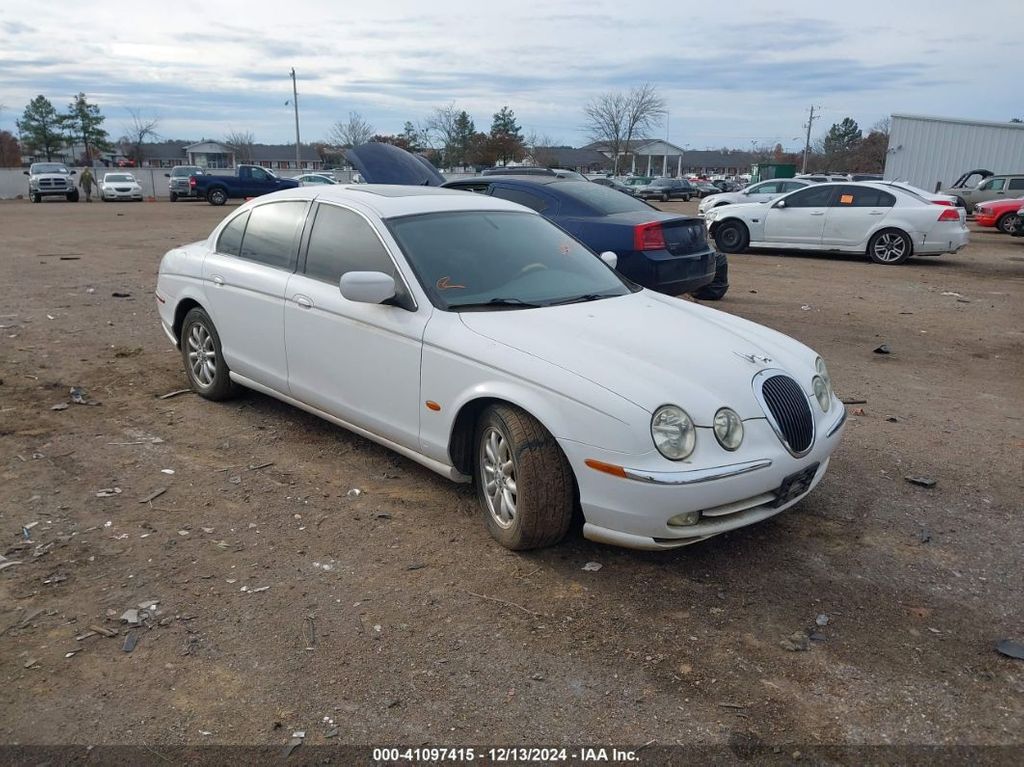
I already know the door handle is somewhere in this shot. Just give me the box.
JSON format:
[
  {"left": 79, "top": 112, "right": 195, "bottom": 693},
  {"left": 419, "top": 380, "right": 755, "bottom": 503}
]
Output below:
[
  {"left": 211, "top": 275, "right": 224, "bottom": 285},
  {"left": 810, "top": 211, "right": 825, "bottom": 216},
  {"left": 293, "top": 295, "right": 313, "bottom": 309}
]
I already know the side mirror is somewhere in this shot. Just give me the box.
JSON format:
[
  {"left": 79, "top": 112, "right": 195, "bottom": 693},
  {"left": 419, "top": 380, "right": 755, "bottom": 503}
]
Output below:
[
  {"left": 164, "top": 173, "right": 170, "bottom": 177},
  {"left": 23, "top": 171, "right": 29, "bottom": 175},
  {"left": 339, "top": 271, "right": 396, "bottom": 304},
  {"left": 599, "top": 251, "right": 618, "bottom": 269},
  {"left": 774, "top": 199, "right": 786, "bottom": 209},
  {"left": 70, "top": 170, "right": 77, "bottom": 175}
]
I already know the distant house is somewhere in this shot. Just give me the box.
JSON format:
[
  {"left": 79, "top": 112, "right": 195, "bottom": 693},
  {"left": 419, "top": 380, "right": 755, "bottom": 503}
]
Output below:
[
  {"left": 132, "top": 140, "right": 323, "bottom": 170},
  {"left": 527, "top": 146, "right": 612, "bottom": 173},
  {"left": 583, "top": 139, "right": 753, "bottom": 177}
]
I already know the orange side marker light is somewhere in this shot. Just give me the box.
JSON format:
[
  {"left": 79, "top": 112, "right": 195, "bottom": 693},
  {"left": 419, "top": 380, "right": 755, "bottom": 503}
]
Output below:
[{"left": 584, "top": 459, "right": 627, "bottom": 478}]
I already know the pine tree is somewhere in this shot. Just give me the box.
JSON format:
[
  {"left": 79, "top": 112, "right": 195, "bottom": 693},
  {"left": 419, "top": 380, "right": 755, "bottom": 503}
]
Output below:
[
  {"left": 489, "top": 106, "right": 525, "bottom": 166},
  {"left": 16, "top": 95, "right": 63, "bottom": 161},
  {"left": 61, "top": 93, "right": 110, "bottom": 162}
]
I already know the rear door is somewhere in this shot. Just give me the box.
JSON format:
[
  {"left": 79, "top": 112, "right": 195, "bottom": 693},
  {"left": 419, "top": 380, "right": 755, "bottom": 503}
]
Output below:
[
  {"left": 746, "top": 181, "right": 782, "bottom": 203},
  {"left": 763, "top": 184, "right": 835, "bottom": 245},
  {"left": 823, "top": 185, "right": 896, "bottom": 248},
  {"left": 201, "top": 200, "right": 308, "bottom": 392}
]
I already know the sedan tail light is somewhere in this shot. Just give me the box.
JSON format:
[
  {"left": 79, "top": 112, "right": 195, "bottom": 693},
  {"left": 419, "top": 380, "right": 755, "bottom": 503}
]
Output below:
[
  {"left": 634, "top": 222, "right": 667, "bottom": 250},
  {"left": 937, "top": 208, "right": 960, "bottom": 222},
  {"left": 189, "top": 176, "right": 197, "bottom": 187},
  {"left": 931, "top": 200, "right": 953, "bottom": 206}
]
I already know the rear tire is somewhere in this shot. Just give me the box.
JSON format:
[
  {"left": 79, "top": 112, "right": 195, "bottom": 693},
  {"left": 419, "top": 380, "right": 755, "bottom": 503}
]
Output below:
[
  {"left": 179, "top": 307, "right": 239, "bottom": 401},
  {"left": 661, "top": 192, "right": 669, "bottom": 202},
  {"left": 207, "top": 187, "right": 228, "bottom": 206},
  {"left": 996, "top": 212, "right": 1021, "bottom": 234},
  {"left": 474, "top": 404, "right": 575, "bottom": 550},
  {"left": 169, "top": 192, "right": 178, "bottom": 202},
  {"left": 68, "top": 190, "right": 79, "bottom": 202},
  {"left": 692, "top": 252, "right": 729, "bottom": 301},
  {"left": 868, "top": 229, "right": 913, "bottom": 265},
  {"left": 713, "top": 220, "right": 750, "bottom": 254}
]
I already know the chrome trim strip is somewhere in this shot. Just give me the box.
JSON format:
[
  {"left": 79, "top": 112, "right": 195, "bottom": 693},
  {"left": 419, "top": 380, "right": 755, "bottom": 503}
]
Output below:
[
  {"left": 229, "top": 373, "right": 471, "bottom": 484},
  {"left": 622, "top": 458, "right": 772, "bottom": 486},
  {"left": 826, "top": 406, "right": 848, "bottom": 438}
]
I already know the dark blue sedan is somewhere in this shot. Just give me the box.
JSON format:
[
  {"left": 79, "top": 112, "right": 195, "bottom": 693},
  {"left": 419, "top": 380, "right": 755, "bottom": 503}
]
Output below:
[
  {"left": 443, "top": 176, "right": 717, "bottom": 296},
  {"left": 344, "top": 143, "right": 721, "bottom": 297}
]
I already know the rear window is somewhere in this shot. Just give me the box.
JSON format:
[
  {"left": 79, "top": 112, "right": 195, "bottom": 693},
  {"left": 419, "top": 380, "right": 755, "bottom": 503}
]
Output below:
[
  {"left": 237, "top": 201, "right": 306, "bottom": 270},
  {"left": 490, "top": 186, "right": 552, "bottom": 213},
  {"left": 171, "top": 167, "right": 203, "bottom": 176},
  {"left": 216, "top": 211, "right": 250, "bottom": 256},
  {"left": 554, "top": 181, "right": 654, "bottom": 214},
  {"left": 833, "top": 186, "right": 896, "bottom": 207}
]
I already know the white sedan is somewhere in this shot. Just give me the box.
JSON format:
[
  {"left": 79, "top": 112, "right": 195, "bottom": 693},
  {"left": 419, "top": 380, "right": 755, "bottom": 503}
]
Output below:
[
  {"left": 704, "top": 182, "right": 969, "bottom": 264},
  {"left": 155, "top": 186, "right": 846, "bottom": 550},
  {"left": 100, "top": 173, "right": 144, "bottom": 201},
  {"left": 697, "top": 178, "right": 811, "bottom": 217}
]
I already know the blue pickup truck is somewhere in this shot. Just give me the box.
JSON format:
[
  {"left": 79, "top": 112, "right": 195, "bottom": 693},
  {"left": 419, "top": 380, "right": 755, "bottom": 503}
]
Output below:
[{"left": 191, "top": 165, "right": 300, "bottom": 205}]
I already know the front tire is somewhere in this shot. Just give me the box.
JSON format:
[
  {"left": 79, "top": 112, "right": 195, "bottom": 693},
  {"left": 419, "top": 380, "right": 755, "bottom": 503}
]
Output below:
[
  {"left": 661, "top": 192, "right": 669, "bottom": 202},
  {"left": 207, "top": 188, "right": 228, "bottom": 206},
  {"left": 474, "top": 404, "right": 575, "bottom": 550},
  {"left": 868, "top": 229, "right": 912, "bottom": 264},
  {"left": 31, "top": 193, "right": 40, "bottom": 203},
  {"left": 68, "top": 190, "right": 79, "bottom": 202},
  {"left": 713, "top": 220, "right": 750, "bottom": 253},
  {"left": 169, "top": 192, "right": 178, "bottom": 202},
  {"left": 997, "top": 212, "right": 1021, "bottom": 234},
  {"left": 180, "top": 307, "right": 239, "bottom": 401}
]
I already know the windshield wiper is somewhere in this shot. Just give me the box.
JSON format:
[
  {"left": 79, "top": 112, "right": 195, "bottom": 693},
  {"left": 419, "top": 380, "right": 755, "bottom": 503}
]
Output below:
[
  {"left": 448, "top": 297, "right": 543, "bottom": 311},
  {"left": 547, "top": 293, "right": 615, "bottom": 306}
]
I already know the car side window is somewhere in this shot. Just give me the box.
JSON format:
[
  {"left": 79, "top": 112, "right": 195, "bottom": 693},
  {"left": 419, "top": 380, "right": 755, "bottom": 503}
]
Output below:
[
  {"left": 832, "top": 186, "right": 896, "bottom": 207},
  {"left": 752, "top": 182, "right": 779, "bottom": 194},
  {"left": 237, "top": 201, "right": 306, "bottom": 270},
  {"left": 1007, "top": 178, "right": 1024, "bottom": 191},
  {"left": 304, "top": 203, "right": 394, "bottom": 285},
  {"left": 781, "top": 181, "right": 804, "bottom": 192},
  {"left": 216, "top": 211, "right": 250, "bottom": 256},
  {"left": 249, "top": 168, "right": 269, "bottom": 182},
  {"left": 489, "top": 186, "right": 551, "bottom": 213},
  {"left": 784, "top": 185, "right": 835, "bottom": 207},
  {"left": 981, "top": 178, "right": 1005, "bottom": 191}
]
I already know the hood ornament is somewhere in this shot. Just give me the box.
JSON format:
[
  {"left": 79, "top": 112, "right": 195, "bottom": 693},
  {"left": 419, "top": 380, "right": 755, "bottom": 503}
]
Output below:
[{"left": 735, "top": 351, "right": 772, "bottom": 365}]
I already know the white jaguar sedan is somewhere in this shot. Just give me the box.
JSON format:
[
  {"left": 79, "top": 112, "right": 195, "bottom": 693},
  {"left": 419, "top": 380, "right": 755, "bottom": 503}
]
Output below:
[{"left": 155, "top": 185, "right": 846, "bottom": 550}]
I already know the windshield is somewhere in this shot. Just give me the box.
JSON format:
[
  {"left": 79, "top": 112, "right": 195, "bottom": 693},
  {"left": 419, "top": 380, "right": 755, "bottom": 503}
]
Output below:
[
  {"left": 32, "top": 164, "right": 70, "bottom": 174},
  {"left": 105, "top": 174, "right": 134, "bottom": 182},
  {"left": 555, "top": 181, "right": 655, "bottom": 214},
  {"left": 387, "top": 211, "right": 633, "bottom": 310},
  {"left": 172, "top": 167, "right": 203, "bottom": 176}
]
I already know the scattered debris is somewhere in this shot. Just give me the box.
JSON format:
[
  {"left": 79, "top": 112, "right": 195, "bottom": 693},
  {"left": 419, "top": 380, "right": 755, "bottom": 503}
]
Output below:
[
  {"left": 841, "top": 398, "right": 867, "bottom": 405},
  {"left": 873, "top": 344, "right": 891, "bottom": 355},
  {"left": 89, "top": 624, "right": 117, "bottom": 638},
  {"left": 325, "top": 728, "right": 339, "bottom": 739},
  {"left": 161, "top": 469, "right": 175, "bottom": 475},
  {"left": 121, "top": 609, "right": 141, "bottom": 626},
  {"left": 956, "top": 298, "right": 971, "bottom": 304},
  {"left": 851, "top": 407, "right": 866, "bottom": 416},
  {"left": 815, "top": 614, "right": 829, "bottom": 627},
  {"left": 406, "top": 563, "right": 426, "bottom": 571},
  {"left": 65, "top": 649, "right": 80, "bottom": 658},
  {"left": 373, "top": 512, "right": 392, "bottom": 520},
  {"left": 905, "top": 476, "right": 937, "bottom": 488},
  {"left": 780, "top": 631, "right": 810, "bottom": 652},
  {"left": 69, "top": 386, "right": 100, "bottom": 405},
  {"left": 919, "top": 527, "right": 932, "bottom": 544},
  {"left": 249, "top": 461, "right": 275, "bottom": 470},
  {"left": 177, "top": 530, "right": 190, "bottom": 536},
  {"left": 303, "top": 616, "right": 317, "bottom": 650},
  {"left": 282, "top": 736, "right": 304, "bottom": 758},
  {"left": 96, "top": 487, "right": 122, "bottom": 498},
  {"left": 23, "top": 658, "right": 39, "bottom": 669},
  {"left": 462, "top": 589, "right": 542, "bottom": 617},
  {"left": 138, "top": 487, "right": 167, "bottom": 504},
  {"left": 0, "top": 556, "right": 23, "bottom": 572},
  {"left": 346, "top": 488, "right": 362, "bottom": 498},
  {"left": 940, "top": 291, "right": 962, "bottom": 297},
  {"left": 718, "top": 702, "right": 747, "bottom": 709},
  {"left": 886, "top": 416, "right": 899, "bottom": 423},
  {"left": 582, "top": 561, "right": 603, "bottom": 572},
  {"left": 531, "top": 672, "right": 545, "bottom": 681},
  {"left": 158, "top": 388, "right": 192, "bottom": 400},
  {"left": 996, "top": 640, "right": 1024, "bottom": 661},
  {"left": 50, "top": 403, "right": 69, "bottom": 411},
  {"left": 111, "top": 292, "right": 132, "bottom": 298},
  {"left": 800, "top": 305, "right": 812, "bottom": 311},
  {"left": 122, "top": 632, "right": 139, "bottom": 653}
]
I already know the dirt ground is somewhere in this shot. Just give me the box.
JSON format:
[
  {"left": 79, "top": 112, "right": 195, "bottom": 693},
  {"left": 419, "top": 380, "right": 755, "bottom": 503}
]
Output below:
[{"left": 1, "top": 197, "right": 1022, "bottom": 750}]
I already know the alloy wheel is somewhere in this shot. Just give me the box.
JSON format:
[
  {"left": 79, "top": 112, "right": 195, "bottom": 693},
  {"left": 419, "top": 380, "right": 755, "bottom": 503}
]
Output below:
[
  {"left": 187, "top": 322, "right": 217, "bottom": 387},
  {"left": 480, "top": 426, "right": 517, "bottom": 529},
  {"left": 872, "top": 233, "right": 907, "bottom": 263}
]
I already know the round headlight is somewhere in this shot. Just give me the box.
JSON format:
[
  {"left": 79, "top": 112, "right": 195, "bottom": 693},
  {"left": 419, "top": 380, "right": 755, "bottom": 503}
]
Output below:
[
  {"left": 815, "top": 356, "right": 831, "bottom": 392},
  {"left": 651, "top": 405, "right": 696, "bottom": 461},
  {"left": 812, "top": 375, "right": 831, "bottom": 412},
  {"left": 713, "top": 408, "right": 744, "bottom": 451}
]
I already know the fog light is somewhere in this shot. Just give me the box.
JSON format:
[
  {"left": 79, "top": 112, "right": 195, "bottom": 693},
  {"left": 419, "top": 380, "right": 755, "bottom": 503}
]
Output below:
[{"left": 668, "top": 510, "right": 702, "bottom": 527}]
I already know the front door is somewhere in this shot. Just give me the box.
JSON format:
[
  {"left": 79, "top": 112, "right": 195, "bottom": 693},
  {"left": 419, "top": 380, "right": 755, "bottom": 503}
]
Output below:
[
  {"left": 284, "top": 202, "right": 428, "bottom": 449},
  {"left": 201, "top": 200, "right": 307, "bottom": 392},
  {"left": 822, "top": 185, "right": 896, "bottom": 248},
  {"left": 763, "top": 184, "right": 835, "bottom": 245}
]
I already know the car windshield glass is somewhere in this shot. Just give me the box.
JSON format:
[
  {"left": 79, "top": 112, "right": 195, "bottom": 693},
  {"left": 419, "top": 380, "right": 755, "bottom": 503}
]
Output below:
[
  {"left": 33, "top": 164, "right": 69, "bottom": 174},
  {"left": 387, "top": 211, "right": 633, "bottom": 310},
  {"left": 106, "top": 174, "right": 133, "bottom": 182},
  {"left": 172, "top": 167, "right": 202, "bottom": 176},
  {"left": 554, "top": 181, "right": 654, "bottom": 213}
]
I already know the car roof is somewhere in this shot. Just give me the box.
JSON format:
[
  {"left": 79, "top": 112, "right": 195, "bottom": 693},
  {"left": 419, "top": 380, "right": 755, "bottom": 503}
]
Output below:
[
  {"left": 446, "top": 175, "right": 565, "bottom": 187},
  {"left": 249, "top": 184, "right": 530, "bottom": 218}
]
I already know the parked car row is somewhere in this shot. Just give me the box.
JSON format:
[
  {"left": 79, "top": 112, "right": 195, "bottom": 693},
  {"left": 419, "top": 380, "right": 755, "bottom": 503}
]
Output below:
[{"left": 973, "top": 197, "right": 1024, "bottom": 233}]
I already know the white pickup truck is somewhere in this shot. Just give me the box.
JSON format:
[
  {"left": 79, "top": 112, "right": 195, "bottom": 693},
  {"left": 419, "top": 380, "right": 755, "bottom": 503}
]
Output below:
[{"left": 24, "top": 163, "right": 79, "bottom": 203}]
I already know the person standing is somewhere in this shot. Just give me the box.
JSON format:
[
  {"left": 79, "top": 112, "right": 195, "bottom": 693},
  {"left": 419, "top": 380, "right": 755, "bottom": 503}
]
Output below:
[{"left": 78, "top": 166, "right": 97, "bottom": 202}]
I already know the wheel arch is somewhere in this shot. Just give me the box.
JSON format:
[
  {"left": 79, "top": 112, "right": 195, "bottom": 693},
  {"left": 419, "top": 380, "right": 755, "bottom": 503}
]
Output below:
[
  {"left": 172, "top": 297, "right": 205, "bottom": 342},
  {"left": 866, "top": 226, "right": 914, "bottom": 257}
]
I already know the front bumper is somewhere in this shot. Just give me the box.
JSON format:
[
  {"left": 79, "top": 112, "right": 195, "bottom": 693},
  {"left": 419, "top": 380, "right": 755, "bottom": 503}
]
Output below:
[
  {"left": 562, "top": 406, "right": 847, "bottom": 550},
  {"left": 103, "top": 190, "right": 144, "bottom": 200}
]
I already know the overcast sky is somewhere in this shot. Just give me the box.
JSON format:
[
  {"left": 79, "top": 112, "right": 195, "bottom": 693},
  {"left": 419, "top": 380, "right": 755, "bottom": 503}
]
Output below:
[{"left": 1, "top": 0, "right": 1020, "bottom": 151}]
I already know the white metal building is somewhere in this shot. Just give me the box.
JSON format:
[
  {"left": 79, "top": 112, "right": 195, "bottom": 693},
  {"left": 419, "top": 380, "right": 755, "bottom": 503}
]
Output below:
[{"left": 884, "top": 114, "right": 1024, "bottom": 192}]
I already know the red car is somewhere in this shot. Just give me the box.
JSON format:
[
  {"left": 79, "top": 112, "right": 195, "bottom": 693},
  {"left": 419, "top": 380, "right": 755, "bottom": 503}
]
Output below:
[{"left": 974, "top": 197, "right": 1024, "bottom": 233}]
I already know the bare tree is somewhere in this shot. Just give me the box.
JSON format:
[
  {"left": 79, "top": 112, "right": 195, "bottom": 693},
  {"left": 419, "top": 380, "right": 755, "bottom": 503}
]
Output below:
[
  {"left": 872, "top": 117, "right": 891, "bottom": 136},
  {"left": 330, "top": 111, "right": 374, "bottom": 148},
  {"left": 423, "top": 103, "right": 462, "bottom": 167},
  {"left": 622, "top": 83, "right": 666, "bottom": 165},
  {"left": 583, "top": 92, "right": 627, "bottom": 173},
  {"left": 119, "top": 107, "right": 159, "bottom": 166},
  {"left": 524, "top": 131, "right": 561, "bottom": 167},
  {"left": 224, "top": 129, "right": 255, "bottom": 163}
]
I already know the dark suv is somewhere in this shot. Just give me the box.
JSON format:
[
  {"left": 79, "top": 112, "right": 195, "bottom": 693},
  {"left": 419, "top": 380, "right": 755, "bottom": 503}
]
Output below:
[
  {"left": 635, "top": 177, "right": 694, "bottom": 202},
  {"left": 165, "top": 165, "right": 205, "bottom": 202}
]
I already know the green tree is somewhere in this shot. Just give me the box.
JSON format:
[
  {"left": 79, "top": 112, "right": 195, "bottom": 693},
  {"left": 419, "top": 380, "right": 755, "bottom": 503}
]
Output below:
[
  {"left": 61, "top": 93, "right": 110, "bottom": 161},
  {"left": 489, "top": 106, "right": 525, "bottom": 165},
  {"left": 0, "top": 130, "right": 21, "bottom": 166},
  {"left": 401, "top": 121, "right": 425, "bottom": 152},
  {"left": 452, "top": 110, "right": 475, "bottom": 167},
  {"left": 16, "top": 95, "right": 64, "bottom": 161},
  {"left": 822, "top": 117, "right": 862, "bottom": 157}
]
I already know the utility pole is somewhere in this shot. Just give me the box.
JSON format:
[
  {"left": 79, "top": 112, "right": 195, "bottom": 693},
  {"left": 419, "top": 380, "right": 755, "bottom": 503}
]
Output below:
[
  {"left": 290, "top": 68, "right": 301, "bottom": 169},
  {"left": 801, "top": 105, "right": 820, "bottom": 173}
]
